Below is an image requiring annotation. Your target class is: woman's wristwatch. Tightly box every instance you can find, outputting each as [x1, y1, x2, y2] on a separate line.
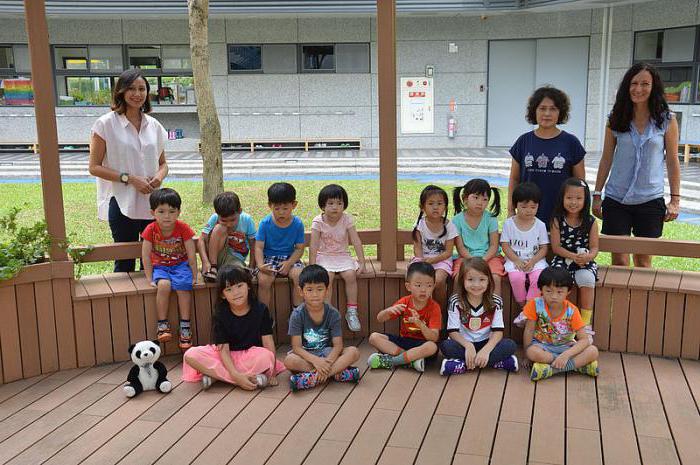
[119, 172, 129, 184]
[591, 190, 602, 198]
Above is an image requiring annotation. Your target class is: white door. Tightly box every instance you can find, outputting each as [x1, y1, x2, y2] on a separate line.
[487, 37, 589, 147]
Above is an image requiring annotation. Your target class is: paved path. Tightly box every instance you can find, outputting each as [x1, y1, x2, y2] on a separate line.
[2, 148, 700, 219]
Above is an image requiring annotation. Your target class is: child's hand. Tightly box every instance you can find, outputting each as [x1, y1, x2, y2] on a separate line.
[515, 259, 527, 271]
[358, 263, 369, 275]
[258, 262, 276, 275]
[313, 357, 332, 382]
[268, 375, 278, 386]
[387, 303, 406, 317]
[552, 354, 570, 370]
[464, 344, 477, 370]
[278, 260, 292, 276]
[474, 349, 490, 368]
[406, 308, 422, 325]
[522, 260, 534, 272]
[233, 373, 258, 390]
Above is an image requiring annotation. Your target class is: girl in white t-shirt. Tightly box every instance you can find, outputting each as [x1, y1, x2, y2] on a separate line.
[411, 185, 458, 308]
[439, 257, 518, 375]
[309, 184, 367, 332]
[501, 183, 549, 313]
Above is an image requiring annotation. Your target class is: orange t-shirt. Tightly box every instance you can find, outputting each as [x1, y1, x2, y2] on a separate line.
[389, 295, 442, 340]
[523, 297, 584, 345]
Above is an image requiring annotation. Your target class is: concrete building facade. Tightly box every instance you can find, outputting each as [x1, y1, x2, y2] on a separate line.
[0, 0, 699, 152]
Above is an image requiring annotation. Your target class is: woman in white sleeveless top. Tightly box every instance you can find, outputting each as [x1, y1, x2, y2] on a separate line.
[89, 69, 169, 272]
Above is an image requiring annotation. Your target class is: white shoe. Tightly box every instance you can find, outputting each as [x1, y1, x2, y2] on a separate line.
[345, 307, 361, 332]
[513, 311, 527, 328]
[410, 358, 425, 373]
[256, 374, 269, 388]
[202, 375, 212, 390]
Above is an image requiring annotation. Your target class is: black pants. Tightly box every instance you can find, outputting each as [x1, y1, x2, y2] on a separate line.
[108, 197, 152, 273]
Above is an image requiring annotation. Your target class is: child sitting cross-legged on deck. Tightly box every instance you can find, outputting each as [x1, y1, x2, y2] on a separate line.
[367, 261, 442, 373]
[525, 266, 599, 381]
[284, 265, 361, 391]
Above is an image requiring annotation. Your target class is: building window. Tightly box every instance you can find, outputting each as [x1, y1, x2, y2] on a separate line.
[659, 66, 693, 103]
[301, 44, 335, 71]
[128, 46, 161, 70]
[162, 45, 191, 71]
[229, 45, 262, 72]
[57, 76, 113, 106]
[1, 44, 33, 106]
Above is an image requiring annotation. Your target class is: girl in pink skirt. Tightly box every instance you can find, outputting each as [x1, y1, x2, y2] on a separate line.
[411, 185, 458, 309]
[183, 266, 285, 390]
[309, 184, 368, 333]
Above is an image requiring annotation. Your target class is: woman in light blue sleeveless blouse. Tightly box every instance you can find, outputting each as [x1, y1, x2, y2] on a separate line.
[593, 63, 680, 268]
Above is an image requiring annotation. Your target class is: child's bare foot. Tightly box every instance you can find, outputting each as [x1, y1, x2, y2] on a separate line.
[268, 375, 279, 386]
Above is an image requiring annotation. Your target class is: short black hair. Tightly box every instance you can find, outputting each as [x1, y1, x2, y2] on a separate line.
[149, 187, 181, 210]
[268, 182, 296, 204]
[537, 266, 574, 290]
[213, 191, 241, 217]
[112, 68, 151, 114]
[318, 184, 348, 209]
[512, 182, 542, 205]
[406, 261, 436, 281]
[216, 265, 256, 305]
[526, 86, 570, 125]
[299, 264, 329, 288]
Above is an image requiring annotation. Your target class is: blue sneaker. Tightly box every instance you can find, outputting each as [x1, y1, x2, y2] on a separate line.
[440, 358, 467, 376]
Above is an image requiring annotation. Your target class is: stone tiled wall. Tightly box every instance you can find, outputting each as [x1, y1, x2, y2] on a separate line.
[1, 0, 700, 151]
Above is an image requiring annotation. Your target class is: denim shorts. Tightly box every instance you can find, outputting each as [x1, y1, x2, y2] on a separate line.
[531, 340, 574, 356]
[288, 346, 333, 358]
[152, 261, 193, 291]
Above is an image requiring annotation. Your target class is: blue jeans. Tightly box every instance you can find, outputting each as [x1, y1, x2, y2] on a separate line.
[439, 336, 516, 367]
[108, 197, 152, 273]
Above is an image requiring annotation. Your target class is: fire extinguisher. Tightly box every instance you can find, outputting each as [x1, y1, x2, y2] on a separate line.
[448, 98, 456, 138]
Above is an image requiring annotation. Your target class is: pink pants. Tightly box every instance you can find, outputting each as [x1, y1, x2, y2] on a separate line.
[182, 345, 286, 383]
[508, 269, 543, 304]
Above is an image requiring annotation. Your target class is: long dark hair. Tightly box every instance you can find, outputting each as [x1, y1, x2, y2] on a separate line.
[412, 185, 449, 241]
[453, 178, 501, 217]
[608, 62, 669, 132]
[112, 69, 151, 114]
[551, 177, 594, 233]
[453, 257, 495, 315]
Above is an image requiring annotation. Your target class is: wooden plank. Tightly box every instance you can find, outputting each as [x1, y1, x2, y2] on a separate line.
[274, 279, 292, 345]
[227, 432, 284, 465]
[636, 436, 682, 465]
[682, 295, 700, 360]
[369, 267, 385, 335]
[91, 298, 113, 364]
[15, 283, 41, 378]
[490, 420, 530, 465]
[645, 291, 666, 356]
[193, 286, 213, 345]
[529, 375, 566, 464]
[596, 352, 641, 465]
[456, 370, 507, 457]
[144, 293, 158, 342]
[126, 294, 147, 344]
[0, 286, 23, 382]
[73, 301, 96, 367]
[603, 266, 632, 289]
[71, 278, 89, 301]
[374, 368, 419, 412]
[128, 271, 156, 295]
[609, 287, 630, 352]
[593, 286, 612, 351]
[434, 370, 479, 418]
[679, 359, 700, 410]
[627, 290, 648, 354]
[357, 272, 370, 338]
[0, 374, 47, 404]
[566, 373, 599, 432]
[33, 279, 59, 373]
[103, 272, 137, 296]
[499, 370, 534, 425]
[679, 271, 700, 296]
[163, 291, 180, 355]
[452, 453, 490, 465]
[52, 278, 77, 370]
[109, 296, 130, 362]
[377, 447, 418, 465]
[567, 428, 603, 465]
[339, 407, 401, 465]
[80, 274, 113, 298]
[651, 357, 700, 465]
[501, 280, 513, 338]
[80, 419, 161, 465]
[303, 439, 349, 465]
[662, 294, 684, 358]
[383, 278, 401, 335]
[653, 270, 682, 293]
[627, 267, 657, 290]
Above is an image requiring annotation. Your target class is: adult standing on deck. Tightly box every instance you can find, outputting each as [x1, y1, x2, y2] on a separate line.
[592, 63, 680, 268]
[507, 86, 586, 227]
[89, 69, 169, 272]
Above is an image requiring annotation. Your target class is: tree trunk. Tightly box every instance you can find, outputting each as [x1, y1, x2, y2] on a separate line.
[188, 0, 223, 203]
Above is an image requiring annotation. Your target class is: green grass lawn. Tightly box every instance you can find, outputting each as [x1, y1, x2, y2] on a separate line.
[1, 179, 699, 276]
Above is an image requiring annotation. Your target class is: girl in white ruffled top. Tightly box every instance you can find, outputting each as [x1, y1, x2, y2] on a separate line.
[309, 184, 368, 332]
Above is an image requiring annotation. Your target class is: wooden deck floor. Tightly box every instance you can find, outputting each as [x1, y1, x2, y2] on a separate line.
[0, 340, 699, 465]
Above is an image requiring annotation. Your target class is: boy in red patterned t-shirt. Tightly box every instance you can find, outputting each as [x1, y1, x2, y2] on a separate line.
[142, 188, 197, 349]
[367, 261, 442, 372]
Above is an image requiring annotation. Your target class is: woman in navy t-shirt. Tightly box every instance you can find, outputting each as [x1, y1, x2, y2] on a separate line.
[508, 87, 586, 227]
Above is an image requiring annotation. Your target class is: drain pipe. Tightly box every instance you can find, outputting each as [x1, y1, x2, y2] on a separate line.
[598, 6, 614, 151]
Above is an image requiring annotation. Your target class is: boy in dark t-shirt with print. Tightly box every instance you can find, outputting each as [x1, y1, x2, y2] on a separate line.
[368, 261, 442, 372]
[141, 188, 197, 350]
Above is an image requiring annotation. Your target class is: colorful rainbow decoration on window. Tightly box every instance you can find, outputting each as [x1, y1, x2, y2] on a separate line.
[2, 78, 34, 105]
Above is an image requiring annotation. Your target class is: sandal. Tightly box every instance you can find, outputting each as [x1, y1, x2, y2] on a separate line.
[203, 265, 218, 283]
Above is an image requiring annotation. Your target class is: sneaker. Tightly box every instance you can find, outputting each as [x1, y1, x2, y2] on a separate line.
[345, 308, 361, 332]
[256, 374, 269, 388]
[334, 366, 360, 383]
[492, 355, 519, 372]
[289, 371, 319, 391]
[368, 353, 393, 370]
[576, 360, 599, 377]
[530, 362, 554, 381]
[410, 358, 425, 373]
[513, 311, 527, 328]
[157, 321, 172, 343]
[201, 375, 212, 390]
[440, 358, 466, 376]
[179, 326, 192, 350]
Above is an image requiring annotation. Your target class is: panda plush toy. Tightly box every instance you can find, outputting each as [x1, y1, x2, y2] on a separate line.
[124, 340, 172, 398]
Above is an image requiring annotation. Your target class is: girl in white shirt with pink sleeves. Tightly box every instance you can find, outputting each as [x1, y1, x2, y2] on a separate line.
[309, 184, 368, 332]
[89, 69, 168, 273]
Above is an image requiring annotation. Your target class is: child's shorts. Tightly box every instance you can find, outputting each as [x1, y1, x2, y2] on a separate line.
[411, 256, 453, 275]
[152, 262, 193, 291]
[530, 341, 575, 357]
[217, 248, 247, 269]
[257, 255, 304, 276]
[287, 346, 333, 358]
[316, 254, 358, 273]
[452, 256, 506, 278]
[183, 345, 285, 383]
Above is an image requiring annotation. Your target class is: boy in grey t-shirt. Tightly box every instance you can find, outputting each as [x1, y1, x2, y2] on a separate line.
[284, 265, 360, 391]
